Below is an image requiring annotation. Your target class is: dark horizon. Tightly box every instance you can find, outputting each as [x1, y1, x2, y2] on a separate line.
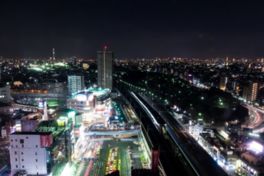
[1, 0, 264, 58]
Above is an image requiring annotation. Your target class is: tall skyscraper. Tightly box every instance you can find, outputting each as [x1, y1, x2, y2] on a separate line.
[97, 46, 113, 89]
[219, 77, 228, 91]
[67, 75, 85, 95]
[243, 82, 258, 102]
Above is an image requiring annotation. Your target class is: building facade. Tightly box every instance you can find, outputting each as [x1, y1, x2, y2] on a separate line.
[97, 48, 113, 89]
[9, 132, 53, 175]
[67, 75, 85, 95]
[243, 82, 258, 102]
[0, 84, 11, 103]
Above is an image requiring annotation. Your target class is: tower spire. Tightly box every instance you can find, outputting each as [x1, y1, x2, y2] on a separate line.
[52, 48, 55, 60]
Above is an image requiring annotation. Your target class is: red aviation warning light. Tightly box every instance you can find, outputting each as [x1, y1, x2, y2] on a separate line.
[103, 45, 108, 50]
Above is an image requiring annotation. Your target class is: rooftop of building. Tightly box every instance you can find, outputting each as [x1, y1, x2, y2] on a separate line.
[36, 120, 66, 138]
[71, 87, 111, 100]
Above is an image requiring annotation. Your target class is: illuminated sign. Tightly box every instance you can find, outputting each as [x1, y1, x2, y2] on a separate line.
[247, 141, 263, 154]
[40, 134, 53, 147]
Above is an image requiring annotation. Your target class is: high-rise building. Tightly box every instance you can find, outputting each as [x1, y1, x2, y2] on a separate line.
[231, 81, 240, 95]
[9, 132, 53, 175]
[219, 77, 228, 91]
[243, 82, 258, 102]
[67, 75, 85, 95]
[97, 47, 113, 89]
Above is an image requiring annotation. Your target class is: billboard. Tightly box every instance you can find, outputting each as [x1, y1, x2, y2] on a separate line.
[40, 134, 53, 148]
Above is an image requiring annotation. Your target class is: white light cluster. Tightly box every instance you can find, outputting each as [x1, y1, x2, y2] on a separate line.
[247, 141, 263, 154]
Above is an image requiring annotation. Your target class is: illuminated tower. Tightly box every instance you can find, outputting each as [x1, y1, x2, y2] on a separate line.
[219, 77, 228, 91]
[52, 48, 55, 60]
[97, 46, 113, 89]
[225, 57, 229, 66]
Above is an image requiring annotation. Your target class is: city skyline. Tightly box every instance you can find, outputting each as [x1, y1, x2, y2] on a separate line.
[1, 0, 264, 58]
[1, 50, 264, 175]
[2, 1, 264, 175]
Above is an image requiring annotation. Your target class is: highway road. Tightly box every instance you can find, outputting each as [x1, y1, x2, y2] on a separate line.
[132, 91, 228, 176]
[121, 89, 195, 176]
[242, 104, 264, 129]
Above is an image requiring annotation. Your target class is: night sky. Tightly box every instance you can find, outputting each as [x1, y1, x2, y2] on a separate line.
[0, 0, 264, 58]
